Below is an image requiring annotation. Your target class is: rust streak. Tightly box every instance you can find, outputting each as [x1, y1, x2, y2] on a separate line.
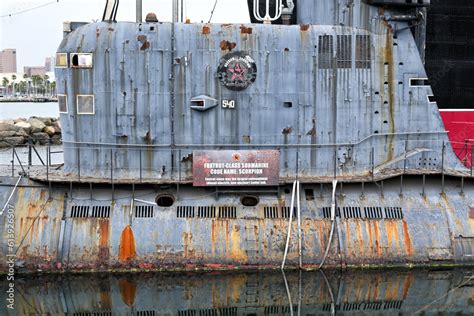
[202, 26, 210, 34]
[300, 24, 310, 31]
[118, 225, 136, 262]
[402, 221, 414, 256]
[118, 278, 137, 306]
[373, 221, 382, 256]
[220, 40, 237, 51]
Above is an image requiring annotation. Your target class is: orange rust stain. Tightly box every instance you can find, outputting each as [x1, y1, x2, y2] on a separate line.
[182, 232, 194, 258]
[100, 291, 112, 310]
[385, 221, 400, 254]
[202, 26, 210, 34]
[118, 278, 137, 306]
[220, 40, 236, 51]
[300, 24, 310, 31]
[119, 226, 136, 262]
[345, 221, 351, 252]
[355, 221, 364, 253]
[230, 225, 247, 262]
[402, 272, 414, 299]
[402, 221, 414, 256]
[373, 221, 382, 256]
[240, 26, 253, 34]
[225, 221, 230, 257]
[367, 221, 374, 255]
[99, 219, 109, 248]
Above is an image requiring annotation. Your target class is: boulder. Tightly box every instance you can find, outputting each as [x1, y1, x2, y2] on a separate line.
[0, 131, 17, 138]
[15, 121, 32, 134]
[0, 119, 15, 125]
[13, 118, 27, 124]
[0, 122, 21, 133]
[28, 118, 46, 134]
[52, 121, 61, 133]
[1, 136, 26, 147]
[51, 134, 62, 145]
[35, 117, 53, 126]
[31, 132, 50, 145]
[43, 126, 56, 136]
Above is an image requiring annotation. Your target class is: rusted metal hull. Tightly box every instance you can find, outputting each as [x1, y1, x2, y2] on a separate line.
[1, 175, 472, 273]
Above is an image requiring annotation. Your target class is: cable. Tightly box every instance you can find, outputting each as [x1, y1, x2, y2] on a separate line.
[207, 0, 218, 23]
[0, 0, 60, 19]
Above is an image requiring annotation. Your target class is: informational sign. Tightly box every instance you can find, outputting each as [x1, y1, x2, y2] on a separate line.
[193, 150, 280, 187]
[217, 51, 257, 91]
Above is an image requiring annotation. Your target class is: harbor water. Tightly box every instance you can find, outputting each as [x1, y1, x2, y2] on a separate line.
[0, 269, 473, 315]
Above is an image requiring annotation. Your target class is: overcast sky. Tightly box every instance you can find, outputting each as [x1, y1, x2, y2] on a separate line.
[0, 0, 250, 71]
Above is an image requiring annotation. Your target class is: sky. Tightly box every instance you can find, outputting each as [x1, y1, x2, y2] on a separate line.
[0, 0, 251, 71]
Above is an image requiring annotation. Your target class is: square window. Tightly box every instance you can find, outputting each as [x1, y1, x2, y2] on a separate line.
[58, 94, 68, 113]
[56, 53, 68, 67]
[71, 53, 93, 68]
[77, 95, 95, 115]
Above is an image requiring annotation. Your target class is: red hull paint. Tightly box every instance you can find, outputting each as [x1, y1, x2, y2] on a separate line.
[439, 110, 474, 168]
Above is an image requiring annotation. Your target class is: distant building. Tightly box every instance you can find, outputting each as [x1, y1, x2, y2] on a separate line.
[0, 49, 17, 73]
[24, 66, 46, 77]
[45, 57, 55, 72]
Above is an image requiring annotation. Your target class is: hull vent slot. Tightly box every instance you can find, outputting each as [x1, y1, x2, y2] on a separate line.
[322, 207, 341, 218]
[72, 313, 113, 316]
[218, 206, 237, 219]
[364, 207, 384, 219]
[264, 206, 279, 219]
[197, 206, 216, 218]
[343, 207, 362, 218]
[70, 206, 90, 218]
[135, 205, 154, 218]
[91, 206, 111, 218]
[178, 308, 237, 316]
[318, 35, 334, 69]
[136, 312, 156, 316]
[177, 206, 195, 218]
[282, 207, 298, 219]
[385, 207, 404, 219]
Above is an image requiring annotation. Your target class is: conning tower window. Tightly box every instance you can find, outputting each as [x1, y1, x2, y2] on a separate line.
[55, 53, 68, 68]
[77, 95, 95, 115]
[58, 95, 68, 113]
[410, 78, 430, 86]
[71, 53, 93, 68]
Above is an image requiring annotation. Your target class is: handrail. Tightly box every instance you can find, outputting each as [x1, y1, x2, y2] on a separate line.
[0, 175, 22, 216]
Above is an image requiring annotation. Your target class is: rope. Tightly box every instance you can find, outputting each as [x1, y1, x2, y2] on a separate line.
[0, 1, 59, 19]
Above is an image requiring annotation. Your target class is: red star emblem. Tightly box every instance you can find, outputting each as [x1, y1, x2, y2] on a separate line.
[228, 62, 248, 81]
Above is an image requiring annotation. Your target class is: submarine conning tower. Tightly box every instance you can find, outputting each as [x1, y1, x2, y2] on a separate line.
[54, 0, 468, 184]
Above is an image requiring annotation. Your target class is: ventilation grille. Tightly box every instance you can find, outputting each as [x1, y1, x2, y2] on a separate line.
[135, 205, 154, 218]
[178, 308, 237, 316]
[91, 206, 111, 218]
[135, 312, 156, 316]
[73, 313, 113, 316]
[177, 206, 195, 218]
[264, 206, 279, 219]
[356, 35, 371, 69]
[336, 35, 352, 68]
[364, 207, 384, 219]
[322, 207, 341, 218]
[385, 207, 404, 219]
[318, 35, 334, 69]
[218, 206, 237, 219]
[322, 207, 404, 220]
[322, 300, 402, 311]
[342, 207, 362, 219]
[70, 206, 90, 218]
[264, 306, 298, 314]
[197, 206, 216, 218]
[281, 207, 298, 219]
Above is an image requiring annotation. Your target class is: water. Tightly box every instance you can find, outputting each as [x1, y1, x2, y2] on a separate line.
[0, 102, 59, 120]
[0, 269, 472, 315]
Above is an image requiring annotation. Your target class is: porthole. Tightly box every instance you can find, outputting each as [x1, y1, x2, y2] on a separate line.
[240, 196, 259, 207]
[156, 194, 175, 207]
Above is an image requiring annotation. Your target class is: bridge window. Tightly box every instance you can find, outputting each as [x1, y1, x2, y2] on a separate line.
[410, 78, 430, 86]
[71, 53, 93, 68]
[77, 95, 95, 115]
[55, 53, 68, 67]
[58, 94, 68, 113]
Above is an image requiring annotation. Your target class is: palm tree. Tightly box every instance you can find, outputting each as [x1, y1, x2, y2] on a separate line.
[23, 74, 31, 97]
[51, 81, 56, 96]
[2, 77, 9, 96]
[11, 74, 16, 97]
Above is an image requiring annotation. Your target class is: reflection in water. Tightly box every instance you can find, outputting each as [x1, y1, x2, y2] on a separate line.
[0, 269, 473, 315]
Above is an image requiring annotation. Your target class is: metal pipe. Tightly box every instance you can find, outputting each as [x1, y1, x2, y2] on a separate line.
[172, 0, 179, 22]
[318, 179, 338, 269]
[136, 0, 142, 23]
[297, 182, 302, 269]
[282, 180, 297, 270]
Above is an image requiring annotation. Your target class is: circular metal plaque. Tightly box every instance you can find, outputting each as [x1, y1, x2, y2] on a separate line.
[217, 52, 257, 91]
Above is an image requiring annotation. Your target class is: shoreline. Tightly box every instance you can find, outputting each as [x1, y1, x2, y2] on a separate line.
[0, 97, 57, 103]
